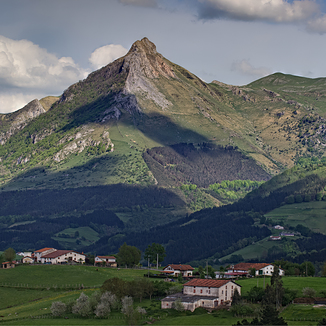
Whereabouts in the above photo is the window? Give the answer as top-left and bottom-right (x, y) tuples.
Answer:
(222, 290), (223, 294)
(200, 289), (202, 293)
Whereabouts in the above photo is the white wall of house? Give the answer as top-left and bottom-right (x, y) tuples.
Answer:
(41, 252), (85, 264)
(35, 249), (56, 262)
(256, 265), (284, 276)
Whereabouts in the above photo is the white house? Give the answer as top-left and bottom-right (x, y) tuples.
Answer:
(22, 256), (34, 264)
(229, 263), (284, 276)
(95, 256), (117, 267)
(40, 250), (86, 264)
(161, 279), (241, 311)
(274, 225), (284, 230)
(163, 264), (194, 277)
(34, 248), (57, 263)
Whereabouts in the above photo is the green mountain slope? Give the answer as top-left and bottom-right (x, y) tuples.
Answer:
(1, 38), (326, 258)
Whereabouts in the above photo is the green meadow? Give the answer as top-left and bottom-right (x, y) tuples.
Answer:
(265, 201), (326, 234)
(1, 265), (326, 325)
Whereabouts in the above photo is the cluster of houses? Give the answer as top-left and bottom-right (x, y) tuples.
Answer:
(2, 248), (117, 268)
(160, 263), (284, 311)
(269, 225), (295, 240)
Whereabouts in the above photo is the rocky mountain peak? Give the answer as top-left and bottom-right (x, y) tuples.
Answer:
(121, 37), (175, 110)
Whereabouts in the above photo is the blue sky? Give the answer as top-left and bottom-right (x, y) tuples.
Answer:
(1, 0), (326, 112)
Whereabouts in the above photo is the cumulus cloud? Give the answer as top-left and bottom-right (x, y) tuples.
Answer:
(232, 59), (272, 78)
(89, 44), (128, 70)
(119, 0), (157, 7)
(306, 14), (326, 33)
(0, 35), (88, 113)
(0, 36), (87, 91)
(0, 92), (44, 114)
(196, 0), (318, 22)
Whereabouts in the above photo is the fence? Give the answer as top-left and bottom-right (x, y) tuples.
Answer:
(0, 282), (101, 290)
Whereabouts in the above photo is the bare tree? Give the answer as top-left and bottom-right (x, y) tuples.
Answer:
(72, 292), (92, 317)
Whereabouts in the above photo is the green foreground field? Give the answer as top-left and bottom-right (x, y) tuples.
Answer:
(1, 265), (326, 325)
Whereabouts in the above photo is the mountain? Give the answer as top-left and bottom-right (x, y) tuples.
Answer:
(1, 37), (326, 259)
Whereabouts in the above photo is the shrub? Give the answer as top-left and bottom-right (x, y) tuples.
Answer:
(51, 301), (67, 317)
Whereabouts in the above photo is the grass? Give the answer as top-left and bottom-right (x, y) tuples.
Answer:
(265, 201), (326, 234)
(0, 265), (146, 288)
(220, 236), (286, 261)
(1, 265), (326, 325)
(236, 276), (326, 297)
(52, 226), (100, 248)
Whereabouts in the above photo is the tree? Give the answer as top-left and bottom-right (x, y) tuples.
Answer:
(144, 243), (166, 266)
(94, 291), (117, 318)
(121, 296), (138, 325)
(72, 292), (92, 317)
(117, 243), (141, 268)
(51, 301), (67, 317)
(302, 287), (316, 298)
(231, 288), (242, 306)
(4, 247), (16, 262)
(101, 277), (127, 299)
(262, 267), (284, 309)
(300, 261), (315, 276)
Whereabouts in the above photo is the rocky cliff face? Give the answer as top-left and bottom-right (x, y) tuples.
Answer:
(121, 37), (175, 111)
(0, 99), (46, 145)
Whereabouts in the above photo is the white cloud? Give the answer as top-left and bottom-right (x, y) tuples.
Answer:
(306, 14), (326, 33)
(197, 0), (319, 22)
(0, 35), (88, 113)
(0, 36), (88, 91)
(0, 92), (44, 114)
(89, 44), (128, 70)
(119, 0), (157, 7)
(232, 59), (272, 78)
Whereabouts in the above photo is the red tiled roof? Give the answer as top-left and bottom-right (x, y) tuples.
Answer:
(164, 264), (194, 271)
(42, 250), (84, 259)
(233, 263), (270, 271)
(97, 256), (116, 260)
(184, 279), (240, 288)
(35, 247), (55, 253)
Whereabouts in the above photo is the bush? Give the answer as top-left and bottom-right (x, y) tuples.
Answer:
(72, 292), (92, 317)
(51, 301), (67, 317)
(302, 287), (316, 298)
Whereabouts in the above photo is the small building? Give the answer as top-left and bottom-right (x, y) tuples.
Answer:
(2, 261), (17, 269)
(228, 263), (284, 276)
(280, 232), (295, 237)
(95, 256), (117, 267)
(161, 279), (241, 311)
(22, 256), (34, 264)
(270, 236), (282, 241)
(40, 250), (86, 264)
(274, 225), (284, 230)
(163, 264), (194, 277)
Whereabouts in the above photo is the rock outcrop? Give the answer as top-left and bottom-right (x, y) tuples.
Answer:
(0, 99), (46, 145)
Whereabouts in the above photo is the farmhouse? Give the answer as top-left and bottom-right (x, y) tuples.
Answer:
(34, 248), (57, 263)
(161, 279), (241, 311)
(163, 264), (194, 277)
(95, 256), (117, 267)
(40, 250), (86, 264)
(228, 263), (284, 276)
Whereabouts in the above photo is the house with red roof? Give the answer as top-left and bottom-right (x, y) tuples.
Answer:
(163, 264), (194, 277)
(40, 250), (86, 264)
(228, 263), (284, 276)
(161, 279), (241, 311)
(34, 248), (57, 263)
(95, 256), (117, 267)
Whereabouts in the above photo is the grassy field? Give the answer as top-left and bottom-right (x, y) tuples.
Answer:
(1, 265), (326, 325)
(265, 201), (326, 234)
(236, 276), (326, 297)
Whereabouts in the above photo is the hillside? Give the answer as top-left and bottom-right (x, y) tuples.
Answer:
(1, 38), (326, 259)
